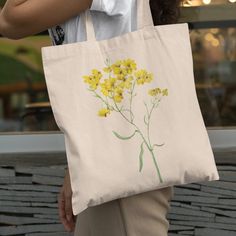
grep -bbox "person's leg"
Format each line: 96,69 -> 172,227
118,186 -> 174,236
74,186 -> 174,236
74,197 -> 127,236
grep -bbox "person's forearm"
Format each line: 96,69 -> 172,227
13,0 -> 28,6
0,6 -> 9,38
0,0 -> 92,39
0,0 -> 17,38
0,0 -> 41,39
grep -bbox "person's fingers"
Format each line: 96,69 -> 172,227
58,189 -> 72,232
64,193 -> 76,231
58,169 -> 76,232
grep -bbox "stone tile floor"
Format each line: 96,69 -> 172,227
0,163 -> 235,236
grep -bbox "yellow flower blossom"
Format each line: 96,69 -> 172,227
82,75 -> 92,84
110,60 -> 127,80
114,95 -> 123,103
108,77 -> 116,88
90,80 -> 100,90
91,69 -> 102,77
114,86 -> 123,93
100,77 -> 117,96
162,88 -> 168,96
113,60 -> 123,68
82,75 -> 100,90
113,87 -> 124,103
148,88 -> 162,96
98,108 -> 111,117
103,66 -> 112,73
145,73 -> 154,83
82,69 -> 102,90
148,88 -> 168,97
135,70 -> 153,85
101,87 -> 109,96
113,68 -> 127,81
122,59 -> 137,74
119,76 -> 133,89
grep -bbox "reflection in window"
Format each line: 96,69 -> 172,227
182,0 -> 236,7
0,36 -> 59,132
191,27 -> 236,126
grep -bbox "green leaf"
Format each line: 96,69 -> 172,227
153,143 -> 165,149
112,130 -> 138,140
144,115 -> 148,125
139,142 -> 145,172
155,103 -> 160,108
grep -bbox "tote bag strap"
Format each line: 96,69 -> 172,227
137,0 -> 154,30
83,0 -> 153,42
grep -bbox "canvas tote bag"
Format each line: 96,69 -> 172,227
41,0 -> 219,216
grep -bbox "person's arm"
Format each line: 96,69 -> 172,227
0,0 -> 93,39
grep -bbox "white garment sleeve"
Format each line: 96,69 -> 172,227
89,0 -> 132,16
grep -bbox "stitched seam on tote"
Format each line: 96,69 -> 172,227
117,198 -> 128,236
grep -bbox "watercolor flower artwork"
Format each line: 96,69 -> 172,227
82,58 -> 168,183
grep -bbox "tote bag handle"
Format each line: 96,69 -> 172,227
82,0 -> 154,42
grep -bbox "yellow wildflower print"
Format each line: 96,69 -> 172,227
113,67 -> 127,80
119,76 -> 133,89
112,60 -> 123,68
100,78 -> 115,96
100,87 -> 109,97
113,87 -> 124,103
109,60 -> 128,80
148,87 -> 162,96
98,108 -> 111,117
103,66 -> 112,73
92,69 -> 102,77
114,95 -> 123,103
82,69 -> 102,90
135,70 -> 153,85
82,75 -> 92,84
122,58 -> 137,74
162,88 -> 168,96
82,57 -> 168,183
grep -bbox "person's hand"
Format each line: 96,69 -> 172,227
58,168 -> 76,232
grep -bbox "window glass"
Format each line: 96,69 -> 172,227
0,36 -> 59,132
190,27 -> 236,126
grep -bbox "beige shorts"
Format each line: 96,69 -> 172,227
74,186 -> 174,236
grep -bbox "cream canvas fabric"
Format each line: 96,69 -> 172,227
41,0 -> 219,216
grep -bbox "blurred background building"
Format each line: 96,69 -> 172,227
0,0 -> 236,132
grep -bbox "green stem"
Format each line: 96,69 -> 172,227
129,81 -> 136,122
144,97 -> 164,182
122,109 -> 135,118
112,92 -> 163,183
150,148 -> 163,183
144,102 -> 152,148
113,100 -> 146,146
146,96 -> 163,150
92,90 -> 118,112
